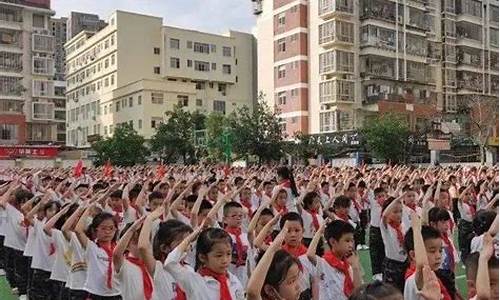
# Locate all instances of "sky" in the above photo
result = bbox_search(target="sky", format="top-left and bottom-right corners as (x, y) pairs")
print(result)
(52, 0), (257, 34)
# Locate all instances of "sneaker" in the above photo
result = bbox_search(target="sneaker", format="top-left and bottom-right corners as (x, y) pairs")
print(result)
(356, 244), (363, 251)
(372, 273), (383, 281)
(361, 245), (369, 250)
(18, 295), (27, 300)
(0, 269), (5, 276)
(11, 287), (18, 295)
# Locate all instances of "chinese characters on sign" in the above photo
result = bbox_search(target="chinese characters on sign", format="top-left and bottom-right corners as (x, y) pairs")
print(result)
(0, 146), (59, 158)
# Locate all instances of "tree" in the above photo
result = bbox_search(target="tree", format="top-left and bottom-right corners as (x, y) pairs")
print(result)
(361, 114), (410, 163)
(205, 112), (228, 162)
(150, 105), (199, 163)
(283, 132), (324, 164)
(468, 95), (499, 164)
(227, 99), (284, 163)
(92, 124), (149, 166)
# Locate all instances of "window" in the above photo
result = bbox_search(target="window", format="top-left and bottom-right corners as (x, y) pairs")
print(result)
(105, 78), (109, 87)
(194, 61), (210, 71)
(211, 63), (216, 70)
(278, 38), (286, 52)
(170, 38), (180, 49)
(111, 54), (115, 65)
(104, 126), (108, 135)
(138, 119), (142, 129)
(277, 65), (286, 78)
(105, 59), (109, 68)
(110, 75), (114, 85)
(278, 13), (285, 26)
(177, 95), (189, 107)
(129, 97), (133, 107)
(32, 14), (45, 28)
(154, 66), (160, 74)
(210, 44), (216, 52)
(151, 117), (162, 129)
(170, 57), (180, 68)
(115, 101), (120, 112)
(110, 34), (114, 45)
(138, 95), (142, 105)
(129, 120), (133, 128)
(195, 81), (205, 90)
(218, 83), (227, 95)
(222, 64), (231, 74)
(213, 100), (226, 114)
(223, 46), (232, 57)
(154, 47), (160, 54)
(196, 99), (203, 106)
(187, 59), (192, 67)
(278, 92), (286, 105)
(105, 40), (109, 49)
(291, 117), (297, 124)
(187, 41), (192, 49)
(104, 105), (107, 114)
(152, 93), (164, 104)
(121, 98), (126, 108)
(194, 42), (210, 54)
(291, 88), (298, 97)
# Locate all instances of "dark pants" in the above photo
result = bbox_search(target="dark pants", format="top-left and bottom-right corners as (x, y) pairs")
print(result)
(29, 269), (52, 300)
(354, 222), (365, 247)
(86, 294), (122, 300)
(69, 289), (88, 300)
(13, 249), (29, 295)
(382, 258), (408, 293)
(52, 280), (70, 300)
(436, 269), (457, 300)
(0, 235), (5, 269)
(458, 219), (474, 264)
(4, 246), (16, 288)
(369, 226), (385, 274)
(359, 210), (369, 245)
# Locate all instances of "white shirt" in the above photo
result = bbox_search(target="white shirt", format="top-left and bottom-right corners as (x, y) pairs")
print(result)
(368, 191), (382, 227)
(403, 273), (420, 300)
(116, 258), (150, 300)
(153, 260), (188, 300)
(402, 205), (421, 232)
(3, 203), (27, 251)
(23, 225), (35, 257)
(380, 221), (407, 262)
(458, 201), (475, 222)
(0, 208), (8, 236)
(227, 229), (250, 287)
(67, 233), (87, 290)
(314, 256), (353, 300)
(50, 229), (71, 282)
(30, 219), (55, 272)
(301, 209), (324, 239)
(164, 247), (245, 300)
(83, 240), (121, 296)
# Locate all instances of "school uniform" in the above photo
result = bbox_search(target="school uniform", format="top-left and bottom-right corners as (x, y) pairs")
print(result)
(83, 240), (121, 298)
(0, 207), (7, 272)
(226, 227), (250, 287)
(368, 190), (385, 275)
(68, 232), (88, 299)
(300, 208), (324, 240)
(50, 229), (71, 300)
(29, 219), (56, 300)
(152, 260), (187, 300)
(402, 204), (421, 232)
(380, 221), (408, 292)
(164, 247), (245, 300)
(349, 200), (363, 246)
(457, 200), (475, 263)
(313, 253), (355, 300)
(404, 269), (453, 300)
(115, 256), (152, 300)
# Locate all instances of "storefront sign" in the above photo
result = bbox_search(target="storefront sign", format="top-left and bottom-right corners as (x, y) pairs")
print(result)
(0, 146), (59, 158)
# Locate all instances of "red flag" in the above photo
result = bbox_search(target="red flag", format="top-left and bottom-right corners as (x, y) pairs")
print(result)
(103, 160), (113, 178)
(73, 160), (83, 177)
(156, 163), (166, 180)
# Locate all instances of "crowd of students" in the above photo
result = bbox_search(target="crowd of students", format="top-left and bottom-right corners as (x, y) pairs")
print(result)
(0, 163), (497, 300)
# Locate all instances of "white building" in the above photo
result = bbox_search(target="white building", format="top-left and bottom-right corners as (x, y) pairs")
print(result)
(65, 10), (256, 147)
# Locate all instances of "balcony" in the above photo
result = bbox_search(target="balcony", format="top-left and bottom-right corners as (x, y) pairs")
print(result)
(0, 52), (22, 73)
(361, 55), (395, 80)
(457, 46), (482, 68)
(0, 29), (22, 50)
(32, 33), (55, 53)
(407, 7), (429, 31)
(361, 25), (396, 51)
(360, 0), (397, 23)
(319, 0), (353, 19)
(0, 99), (23, 114)
(252, 0), (262, 15)
(0, 76), (24, 96)
(32, 80), (54, 98)
(456, 21), (482, 43)
(319, 20), (354, 48)
(491, 75), (499, 94)
(407, 61), (431, 83)
(319, 50), (354, 75)
(320, 79), (355, 103)
(0, 6), (22, 30)
(457, 71), (483, 92)
(406, 34), (428, 57)
(32, 56), (54, 76)
(32, 102), (54, 121)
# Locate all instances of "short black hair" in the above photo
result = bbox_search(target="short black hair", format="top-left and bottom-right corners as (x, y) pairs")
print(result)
(279, 212), (303, 229)
(404, 225), (441, 253)
(110, 190), (123, 199)
(324, 220), (354, 247)
(148, 191), (163, 201)
(185, 194), (198, 204)
(320, 182), (329, 188)
(14, 189), (34, 204)
(334, 195), (351, 209)
(253, 207), (274, 219)
(223, 201), (242, 216)
(373, 187), (385, 196)
(428, 207), (451, 223)
(199, 200), (213, 213)
(302, 191), (319, 210)
(473, 210), (497, 236)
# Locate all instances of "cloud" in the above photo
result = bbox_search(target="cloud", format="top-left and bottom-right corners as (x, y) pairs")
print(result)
(52, 0), (256, 34)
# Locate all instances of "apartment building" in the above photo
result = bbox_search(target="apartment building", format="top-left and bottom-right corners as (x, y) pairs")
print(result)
(65, 10), (256, 147)
(0, 0), (64, 145)
(253, 0), (499, 137)
(67, 11), (106, 40)
(50, 16), (67, 143)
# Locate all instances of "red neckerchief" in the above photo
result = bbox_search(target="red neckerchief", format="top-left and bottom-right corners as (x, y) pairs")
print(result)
(323, 251), (354, 297)
(280, 179), (291, 189)
(97, 241), (116, 289)
(282, 243), (307, 258)
(387, 220), (404, 247)
(49, 243), (56, 256)
(264, 235), (273, 245)
(336, 212), (349, 222)
(126, 254), (153, 300)
(175, 283), (187, 300)
(309, 209), (320, 231)
(21, 217), (30, 238)
(465, 200), (476, 217)
(198, 267), (233, 300)
(405, 264), (452, 300)
(112, 206), (124, 224)
(240, 197), (253, 218)
(274, 204), (288, 215)
(376, 196), (385, 208)
(225, 227), (246, 267)
(441, 233), (455, 269)
(351, 197), (362, 214)
(130, 203), (141, 219)
(406, 203), (417, 212)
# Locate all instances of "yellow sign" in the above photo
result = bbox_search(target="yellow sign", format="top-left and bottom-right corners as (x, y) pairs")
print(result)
(488, 137), (499, 146)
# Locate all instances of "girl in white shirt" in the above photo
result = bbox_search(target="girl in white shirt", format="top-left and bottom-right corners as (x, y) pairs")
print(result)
(297, 191), (324, 244)
(73, 206), (121, 299)
(138, 207), (193, 300)
(164, 227), (245, 300)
